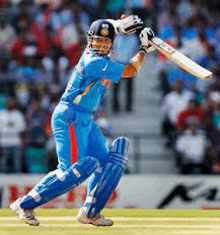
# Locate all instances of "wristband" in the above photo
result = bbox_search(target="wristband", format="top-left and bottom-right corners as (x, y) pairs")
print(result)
(139, 47), (147, 53)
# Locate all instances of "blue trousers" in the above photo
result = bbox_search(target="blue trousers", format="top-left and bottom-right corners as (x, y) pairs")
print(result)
(19, 102), (128, 212)
(51, 103), (109, 171)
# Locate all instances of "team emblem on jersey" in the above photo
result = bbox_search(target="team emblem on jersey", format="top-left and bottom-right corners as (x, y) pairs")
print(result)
(101, 78), (111, 87)
(101, 24), (109, 36)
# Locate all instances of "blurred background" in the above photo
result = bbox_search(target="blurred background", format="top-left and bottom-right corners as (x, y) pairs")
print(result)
(0, 0), (220, 209)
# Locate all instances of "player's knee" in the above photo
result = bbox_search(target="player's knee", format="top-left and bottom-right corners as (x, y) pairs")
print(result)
(54, 169), (66, 181)
(109, 137), (130, 169)
(55, 157), (99, 182)
(70, 157), (99, 180)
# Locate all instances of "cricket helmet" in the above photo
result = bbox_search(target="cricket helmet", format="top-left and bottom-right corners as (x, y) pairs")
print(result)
(87, 19), (115, 56)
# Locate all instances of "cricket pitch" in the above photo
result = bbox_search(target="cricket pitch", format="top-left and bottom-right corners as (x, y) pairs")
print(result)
(1, 209), (220, 235)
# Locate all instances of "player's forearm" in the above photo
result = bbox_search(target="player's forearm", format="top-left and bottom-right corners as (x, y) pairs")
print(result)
(121, 51), (146, 78)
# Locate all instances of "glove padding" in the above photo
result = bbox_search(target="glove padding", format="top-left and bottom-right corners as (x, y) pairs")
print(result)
(117, 15), (143, 35)
(140, 27), (156, 53)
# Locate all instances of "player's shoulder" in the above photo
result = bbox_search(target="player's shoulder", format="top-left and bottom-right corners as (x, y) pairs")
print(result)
(83, 51), (108, 65)
(82, 50), (123, 74)
(89, 54), (118, 69)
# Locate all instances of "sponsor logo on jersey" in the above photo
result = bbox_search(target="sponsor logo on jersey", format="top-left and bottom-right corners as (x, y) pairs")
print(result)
(101, 78), (111, 87)
(102, 63), (108, 71)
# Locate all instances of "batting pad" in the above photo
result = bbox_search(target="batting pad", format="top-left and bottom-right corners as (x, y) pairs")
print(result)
(20, 157), (99, 210)
(84, 137), (129, 217)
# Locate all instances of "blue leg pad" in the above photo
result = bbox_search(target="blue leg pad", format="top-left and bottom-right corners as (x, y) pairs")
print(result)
(20, 157), (99, 209)
(84, 137), (129, 217)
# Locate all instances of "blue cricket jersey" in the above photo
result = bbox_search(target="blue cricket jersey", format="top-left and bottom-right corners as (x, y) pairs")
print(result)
(60, 49), (125, 113)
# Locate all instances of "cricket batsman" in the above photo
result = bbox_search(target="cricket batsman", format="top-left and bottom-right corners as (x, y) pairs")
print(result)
(10, 15), (155, 227)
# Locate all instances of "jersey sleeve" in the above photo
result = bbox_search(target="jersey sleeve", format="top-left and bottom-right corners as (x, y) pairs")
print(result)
(87, 58), (125, 83)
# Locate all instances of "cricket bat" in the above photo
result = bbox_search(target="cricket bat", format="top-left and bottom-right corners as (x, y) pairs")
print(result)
(150, 37), (212, 80)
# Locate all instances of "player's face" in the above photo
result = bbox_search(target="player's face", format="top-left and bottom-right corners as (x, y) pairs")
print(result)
(87, 36), (112, 56)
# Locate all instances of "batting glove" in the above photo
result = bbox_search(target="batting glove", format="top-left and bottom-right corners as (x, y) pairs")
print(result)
(140, 27), (156, 53)
(116, 15), (143, 35)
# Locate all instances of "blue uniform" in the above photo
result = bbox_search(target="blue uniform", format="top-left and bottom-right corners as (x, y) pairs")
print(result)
(61, 50), (124, 112)
(52, 50), (124, 170)
(19, 19), (130, 219)
(20, 49), (129, 214)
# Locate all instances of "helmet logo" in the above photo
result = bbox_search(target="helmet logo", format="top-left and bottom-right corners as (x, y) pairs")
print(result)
(101, 24), (109, 36)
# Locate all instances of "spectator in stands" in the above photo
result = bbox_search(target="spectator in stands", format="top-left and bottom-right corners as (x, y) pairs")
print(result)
(58, 55), (71, 86)
(198, 74), (220, 110)
(176, 99), (205, 131)
(199, 73), (220, 132)
(128, 0), (153, 23)
(25, 98), (47, 173)
(10, 0), (34, 33)
(0, 97), (26, 173)
(157, 24), (184, 96)
(175, 122), (211, 174)
(196, 15), (216, 44)
(199, 89), (216, 132)
(31, 3), (61, 56)
(41, 46), (57, 84)
(15, 82), (30, 110)
(195, 69), (215, 97)
(35, 3), (61, 33)
(45, 134), (57, 172)
(157, 8), (179, 42)
(208, 124), (220, 173)
(209, 71), (220, 100)
(111, 33), (139, 113)
(167, 66), (197, 91)
(197, 45), (220, 71)
(105, 0), (125, 19)
(79, 0), (102, 22)
(0, 12), (16, 68)
(47, 67), (64, 97)
(212, 102), (220, 129)
(22, 55), (38, 82)
(176, 0), (194, 25)
(161, 80), (194, 147)
(42, 46), (56, 73)
(14, 11), (31, 35)
(34, 56), (48, 83)
(214, 23), (220, 54)
(0, 0), (11, 8)
(41, 47), (69, 85)
(182, 18), (205, 61)
(10, 31), (35, 66)
(58, 1), (83, 66)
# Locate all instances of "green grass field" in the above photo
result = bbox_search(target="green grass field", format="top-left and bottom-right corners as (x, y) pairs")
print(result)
(1, 209), (220, 235)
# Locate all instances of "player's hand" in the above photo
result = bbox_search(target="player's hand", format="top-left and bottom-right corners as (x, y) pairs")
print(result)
(139, 27), (156, 53)
(117, 15), (143, 35)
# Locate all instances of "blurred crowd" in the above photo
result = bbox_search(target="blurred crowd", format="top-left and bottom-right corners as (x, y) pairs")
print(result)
(0, 0), (120, 173)
(0, 0), (219, 174)
(159, 1), (220, 174)
(1, 0), (152, 173)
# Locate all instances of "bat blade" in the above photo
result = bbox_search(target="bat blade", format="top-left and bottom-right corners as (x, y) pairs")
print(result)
(151, 37), (212, 80)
